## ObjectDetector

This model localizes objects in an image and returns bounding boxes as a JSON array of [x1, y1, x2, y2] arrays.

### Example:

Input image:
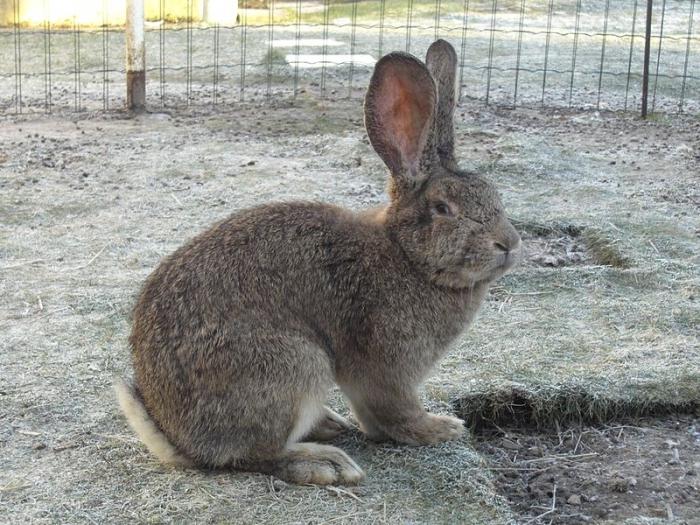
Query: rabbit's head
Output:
[[364, 40, 521, 289]]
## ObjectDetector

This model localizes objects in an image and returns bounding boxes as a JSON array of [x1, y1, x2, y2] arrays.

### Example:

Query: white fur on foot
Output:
[[277, 443, 364, 485]]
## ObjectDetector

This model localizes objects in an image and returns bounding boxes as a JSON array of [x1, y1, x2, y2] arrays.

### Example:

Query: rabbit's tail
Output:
[[114, 378, 193, 468]]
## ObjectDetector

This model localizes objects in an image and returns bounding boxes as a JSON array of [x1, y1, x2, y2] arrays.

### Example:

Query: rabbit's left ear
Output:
[[364, 52, 437, 187], [425, 40, 458, 170]]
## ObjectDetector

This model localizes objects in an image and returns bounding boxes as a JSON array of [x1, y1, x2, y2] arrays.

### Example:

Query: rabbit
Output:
[[115, 39, 521, 486]]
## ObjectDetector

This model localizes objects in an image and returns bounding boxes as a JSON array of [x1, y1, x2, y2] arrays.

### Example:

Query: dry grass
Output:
[[455, 384, 698, 431], [1, 98, 698, 524]]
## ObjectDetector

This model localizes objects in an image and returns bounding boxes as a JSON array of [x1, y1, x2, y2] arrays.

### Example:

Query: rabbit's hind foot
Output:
[[274, 443, 364, 485]]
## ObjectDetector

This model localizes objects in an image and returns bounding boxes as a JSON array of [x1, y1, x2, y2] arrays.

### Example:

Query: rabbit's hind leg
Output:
[[226, 335, 363, 485], [238, 402, 364, 485], [262, 394, 363, 485]]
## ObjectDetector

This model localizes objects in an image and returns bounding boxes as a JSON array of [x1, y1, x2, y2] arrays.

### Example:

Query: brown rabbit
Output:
[[116, 39, 521, 486]]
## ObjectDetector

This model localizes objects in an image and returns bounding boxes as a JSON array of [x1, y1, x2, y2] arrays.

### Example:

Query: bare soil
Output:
[[521, 229, 592, 268], [475, 416, 700, 525]]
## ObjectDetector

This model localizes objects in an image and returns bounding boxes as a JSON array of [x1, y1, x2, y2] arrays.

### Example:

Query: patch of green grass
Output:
[[511, 218, 583, 238], [582, 228, 632, 268], [454, 381, 699, 431]]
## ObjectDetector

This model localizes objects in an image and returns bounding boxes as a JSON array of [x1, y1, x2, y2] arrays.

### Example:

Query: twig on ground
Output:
[[53, 442, 81, 452], [555, 419, 563, 447], [498, 296, 512, 313], [32, 306, 72, 321], [0, 259, 45, 270], [62, 244, 109, 272], [325, 486, 362, 501], [0, 480, 32, 492], [321, 510, 373, 524], [16, 430, 41, 436], [520, 452, 598, 464], [508, 291, 555, 296]]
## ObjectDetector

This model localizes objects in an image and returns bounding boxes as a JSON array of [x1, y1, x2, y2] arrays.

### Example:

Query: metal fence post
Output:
[[126, 0, 146, 111], [641, 0, 653, 118]]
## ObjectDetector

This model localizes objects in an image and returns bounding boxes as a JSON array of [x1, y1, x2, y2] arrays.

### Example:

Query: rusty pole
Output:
[[126, 0, 145, 111], [641, 0, 653, 118]]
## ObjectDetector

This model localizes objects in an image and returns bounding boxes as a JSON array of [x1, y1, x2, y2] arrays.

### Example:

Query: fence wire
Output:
[[0, 0, 698, 115]]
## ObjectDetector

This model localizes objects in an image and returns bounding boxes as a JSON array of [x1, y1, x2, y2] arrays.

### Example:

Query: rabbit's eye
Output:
[[432, 202, 452, 217]]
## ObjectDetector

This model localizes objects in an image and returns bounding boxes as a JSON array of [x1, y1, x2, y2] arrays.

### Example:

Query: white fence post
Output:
[[126, 0, 145, 111]]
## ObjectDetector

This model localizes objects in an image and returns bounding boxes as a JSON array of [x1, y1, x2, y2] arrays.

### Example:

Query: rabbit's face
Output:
[[388, 171, 521, 288]]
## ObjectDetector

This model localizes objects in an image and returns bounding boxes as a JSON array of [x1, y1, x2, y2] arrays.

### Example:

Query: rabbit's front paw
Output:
[[423, 414, 465, 443], [385, 413, 465, 445]]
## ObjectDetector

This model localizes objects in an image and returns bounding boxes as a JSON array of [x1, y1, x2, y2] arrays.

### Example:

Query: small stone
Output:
[[608, 476, 629, 492], [669, 448, 681, 465], [567, 494, 582, 506], [271, 479, 287, 492]]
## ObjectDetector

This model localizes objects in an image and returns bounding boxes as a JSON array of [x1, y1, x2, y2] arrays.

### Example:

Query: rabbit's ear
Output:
[[425, 39, 458, 169], [364, 52, 437, 186]]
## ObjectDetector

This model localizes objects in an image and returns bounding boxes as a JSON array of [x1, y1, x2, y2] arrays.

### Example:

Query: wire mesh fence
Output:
[[1, 0, 698, 115]]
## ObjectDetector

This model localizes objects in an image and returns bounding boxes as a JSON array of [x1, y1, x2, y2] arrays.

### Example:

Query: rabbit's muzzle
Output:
[[493, 234, 522, 272]]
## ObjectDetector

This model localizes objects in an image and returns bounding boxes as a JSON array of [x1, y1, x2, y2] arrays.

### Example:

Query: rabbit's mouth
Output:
[[495, 249, 520, 272], [433, 247, 520, 288], [461, 250, 517, 272], [461, 248, 520, 282]]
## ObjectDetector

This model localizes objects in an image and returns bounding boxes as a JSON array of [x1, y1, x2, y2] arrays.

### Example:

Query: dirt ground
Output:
[[475, 416, 700, 524], [1, 94, 699, 524]]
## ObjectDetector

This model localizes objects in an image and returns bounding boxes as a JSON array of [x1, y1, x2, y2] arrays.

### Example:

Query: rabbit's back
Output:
[[131, 201, 385, 354]]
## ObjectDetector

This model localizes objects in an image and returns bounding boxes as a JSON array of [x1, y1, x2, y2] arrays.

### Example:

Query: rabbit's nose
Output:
[[493, 235, 521, 254], [493, 241, 509, 253]]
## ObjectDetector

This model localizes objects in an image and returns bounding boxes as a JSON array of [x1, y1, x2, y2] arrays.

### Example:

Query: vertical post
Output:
[[126, 0, 145, 111], [13, 0, 23, 114], [641, 0, 653, 118]]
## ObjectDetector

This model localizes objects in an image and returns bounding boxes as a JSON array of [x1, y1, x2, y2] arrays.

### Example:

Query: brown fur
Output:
[[117, 40, 521, 486]]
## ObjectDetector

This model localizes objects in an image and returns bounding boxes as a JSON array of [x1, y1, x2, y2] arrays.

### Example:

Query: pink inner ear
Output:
[[376, 69, 434, 170]]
